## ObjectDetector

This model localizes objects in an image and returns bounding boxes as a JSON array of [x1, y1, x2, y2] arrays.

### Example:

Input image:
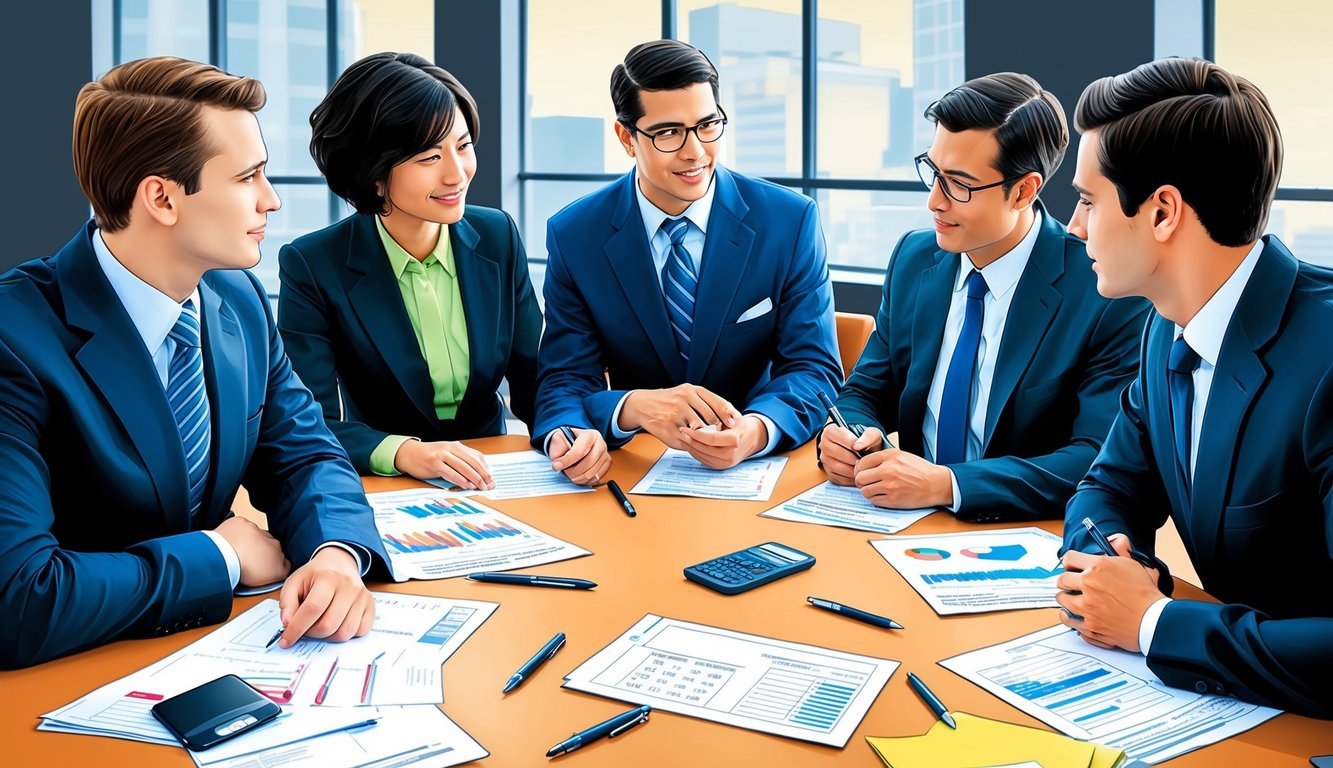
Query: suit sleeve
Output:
[[0, 336, 233, 669], [531, 224, 614, 448], [499, 211, 541, 434], [241, 271, 388, 574], [950, 295, 1153, 521], [277, 243, 389, 474], [1142, 361, 1333, 719], [836, 231, 911, 437], [741, 199, 842, 452]]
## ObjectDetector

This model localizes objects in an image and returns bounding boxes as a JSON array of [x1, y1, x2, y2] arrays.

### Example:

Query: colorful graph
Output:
[[382, 518, 523, 554], [904, 547, 950, 561], [960, 544, 1028, 561], [397, 498, 485, 519], [921, 566, 1060, 584]]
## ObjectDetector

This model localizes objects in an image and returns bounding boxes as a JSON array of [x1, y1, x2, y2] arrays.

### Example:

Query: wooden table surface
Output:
[[3, 434, 1329, 767]]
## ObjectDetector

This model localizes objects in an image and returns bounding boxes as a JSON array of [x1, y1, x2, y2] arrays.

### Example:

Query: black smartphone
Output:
[[151, 674, 282, 751]]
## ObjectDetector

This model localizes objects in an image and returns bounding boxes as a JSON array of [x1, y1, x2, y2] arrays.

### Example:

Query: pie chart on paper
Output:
[[904, 547, 950, 561], [959, 544, 1027, 561]]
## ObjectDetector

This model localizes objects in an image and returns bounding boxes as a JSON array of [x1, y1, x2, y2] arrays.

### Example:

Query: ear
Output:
[[136, 176, 178, 227], [1010, 171, 1043, 211], [1147, 184, 1184, 243], [614, 121, 636, 157]]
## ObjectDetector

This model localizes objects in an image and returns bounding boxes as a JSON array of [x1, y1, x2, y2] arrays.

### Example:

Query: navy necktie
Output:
[[936, 270, 988, 466], [167, 299, 211, 520], [660, 217, 698, 363], [1168, 335, 1201, 485]]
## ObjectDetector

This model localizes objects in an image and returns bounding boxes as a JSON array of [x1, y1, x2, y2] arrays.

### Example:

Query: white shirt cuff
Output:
[[314, 542, 370, 576], [747, 413, 781, 458], [944, 467, 962, 513], [609, 392, 640, 439], [1138, 597, 1173, 656], [202, 530, 241, 589]]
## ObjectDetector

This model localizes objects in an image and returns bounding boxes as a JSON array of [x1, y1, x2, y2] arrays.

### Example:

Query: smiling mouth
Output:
[[431, 189, 465, 202], [674, 165, 708, 178]]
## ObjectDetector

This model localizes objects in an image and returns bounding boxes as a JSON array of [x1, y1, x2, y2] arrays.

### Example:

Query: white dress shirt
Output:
[[1137, 238, 1265, 655], [922, 210, 1042, 511]]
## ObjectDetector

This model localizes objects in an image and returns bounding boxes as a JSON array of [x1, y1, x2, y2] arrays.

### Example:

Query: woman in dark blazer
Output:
[[278, 52, 540, 488]]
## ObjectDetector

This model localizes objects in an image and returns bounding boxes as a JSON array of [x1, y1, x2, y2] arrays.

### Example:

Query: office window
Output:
[[1215, 1, 1333, 267], [519, 0, 964, 275], [117, 0, 209, 63]]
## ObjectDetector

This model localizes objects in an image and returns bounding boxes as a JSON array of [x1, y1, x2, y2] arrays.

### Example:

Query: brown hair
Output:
[[73, 57, 266, 232], [1075, 57, 1281, 246]]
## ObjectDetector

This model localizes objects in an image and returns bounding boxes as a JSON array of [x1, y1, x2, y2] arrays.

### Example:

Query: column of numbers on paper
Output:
[[612, 651, 736, 706]]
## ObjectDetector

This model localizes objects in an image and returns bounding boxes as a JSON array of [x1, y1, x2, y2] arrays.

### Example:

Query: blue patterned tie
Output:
[[167, 299, 210, 520], [1168, 335, 1201, 487], [936, 270, 988, 466], [661, 217, 698, 362]]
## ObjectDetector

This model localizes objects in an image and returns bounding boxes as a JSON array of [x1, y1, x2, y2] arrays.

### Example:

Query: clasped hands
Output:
[[818, 424, 954, 509], [620, 383, 767, 469]]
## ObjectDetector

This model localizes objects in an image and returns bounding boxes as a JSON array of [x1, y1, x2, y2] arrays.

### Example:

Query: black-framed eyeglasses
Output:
[[914, 152, 1028, 203], [626, 108, 729, 153]]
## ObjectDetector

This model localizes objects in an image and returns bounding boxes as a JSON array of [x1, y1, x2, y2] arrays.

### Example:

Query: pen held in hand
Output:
[[816, 391, 875, 457], [263, 626, 285, 651]]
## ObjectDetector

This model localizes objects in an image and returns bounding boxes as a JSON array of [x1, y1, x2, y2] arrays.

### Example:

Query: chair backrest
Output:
[[834, 311, 875, 380]]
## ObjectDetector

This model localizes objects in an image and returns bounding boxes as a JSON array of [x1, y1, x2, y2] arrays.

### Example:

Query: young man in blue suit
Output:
[[820, 73, 1150, 521], [0, 57, 386, 668], [534, 40, 841, 474], [1056, 58, 1333, 718]]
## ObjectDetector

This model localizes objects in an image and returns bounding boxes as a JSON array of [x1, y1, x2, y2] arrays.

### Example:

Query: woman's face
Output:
[[382, 107, 476, 226]]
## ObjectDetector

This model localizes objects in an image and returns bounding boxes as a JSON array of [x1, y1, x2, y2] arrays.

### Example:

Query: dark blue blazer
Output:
[[0, 222, 386, 668], [836, 205, 1151, 521], [533, 167, 841, 452], [1064, 237, 1333, 718], [278, 209, 541, 474]]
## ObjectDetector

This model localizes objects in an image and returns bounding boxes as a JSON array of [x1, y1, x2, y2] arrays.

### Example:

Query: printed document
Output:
[[425, 449, 593, 500], [630, 449, 787, 501], [760, 481, 935, 534]]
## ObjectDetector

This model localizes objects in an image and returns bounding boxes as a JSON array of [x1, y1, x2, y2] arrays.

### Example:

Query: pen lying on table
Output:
[[547, 705, 652, 757], [466, 572, 598, 589], [807, 596, 904, 630]]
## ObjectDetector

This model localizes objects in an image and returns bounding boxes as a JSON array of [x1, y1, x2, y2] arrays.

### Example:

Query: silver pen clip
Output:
[[609, 711, 649, 738]]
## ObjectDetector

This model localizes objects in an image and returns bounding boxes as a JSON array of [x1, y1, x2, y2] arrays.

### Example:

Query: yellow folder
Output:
[[866, 712, 1125, 768]]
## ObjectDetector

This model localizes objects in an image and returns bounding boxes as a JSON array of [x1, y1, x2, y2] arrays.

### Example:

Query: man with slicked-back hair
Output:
[[1057, 57, 1333, 718], [0, 57, 386, 668]]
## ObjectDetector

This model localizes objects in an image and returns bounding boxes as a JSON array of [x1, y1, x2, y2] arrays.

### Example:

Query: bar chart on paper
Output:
[[368, 488, 591, 581]]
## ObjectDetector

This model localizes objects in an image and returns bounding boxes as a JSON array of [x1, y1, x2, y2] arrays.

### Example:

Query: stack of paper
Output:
[[866, 712, 1125, 767]]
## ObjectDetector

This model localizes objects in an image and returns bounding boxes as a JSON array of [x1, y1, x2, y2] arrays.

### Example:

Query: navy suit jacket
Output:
[[836, 205, 1151, 521], [278, 209, 541, 474], [533, 167, 841, 452], [1064, 237, 1333, 718], [0, 222, 386, 668]]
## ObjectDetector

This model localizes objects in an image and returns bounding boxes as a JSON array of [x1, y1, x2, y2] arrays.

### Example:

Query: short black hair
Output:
[[611, 39, 720, 127], [310, 52, 480, 215], [925, 72, 1068, 196], [1075, 57, 1281, 247]]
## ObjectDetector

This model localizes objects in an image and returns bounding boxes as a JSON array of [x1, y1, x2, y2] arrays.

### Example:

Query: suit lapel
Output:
[[451, 216, 498, 410], [605, 173, 685, 381], [344, 214, 439, 424], [688, 168, 755, 382], [60, 224, 188, 530], [1188, 239, 1291, 569], [199, 278, 244, 526], [900, 253, 956, 438], [983, 210, 1063, 449]]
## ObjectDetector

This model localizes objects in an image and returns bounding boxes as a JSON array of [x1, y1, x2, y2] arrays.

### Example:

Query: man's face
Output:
[[1068, 129, 1158, 299], [170, 107, 280, 272], [616, 81, 721, 216], [384, 107, 477, 227], [922, 124, 1030, 260]]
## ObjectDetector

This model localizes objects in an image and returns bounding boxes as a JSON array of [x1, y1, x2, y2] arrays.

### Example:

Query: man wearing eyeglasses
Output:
[[533, 39, 840, 472], [819, 73, 1150, 522]]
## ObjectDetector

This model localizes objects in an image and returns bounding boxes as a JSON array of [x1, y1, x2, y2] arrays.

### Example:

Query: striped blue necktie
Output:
[[661, 217, 698, 363], [167, 299, 210, 520]]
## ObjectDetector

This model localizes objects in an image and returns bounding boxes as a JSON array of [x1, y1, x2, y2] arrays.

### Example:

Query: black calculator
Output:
[[684, 542, 815, 595]]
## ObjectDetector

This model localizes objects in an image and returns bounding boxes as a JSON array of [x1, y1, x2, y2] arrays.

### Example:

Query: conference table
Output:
[[2, 434, 1329, 767]]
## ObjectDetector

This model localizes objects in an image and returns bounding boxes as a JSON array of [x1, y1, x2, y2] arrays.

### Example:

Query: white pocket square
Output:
[[736, 297, 773, 323]]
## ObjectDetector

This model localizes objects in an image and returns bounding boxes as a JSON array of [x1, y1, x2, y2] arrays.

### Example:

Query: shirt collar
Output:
[[634, 168, 717, 244], [1177, 238, 1266, 367], [953, 208, 1043, 300], [376, 216, 455, 279], [91, 228, 201, 354]]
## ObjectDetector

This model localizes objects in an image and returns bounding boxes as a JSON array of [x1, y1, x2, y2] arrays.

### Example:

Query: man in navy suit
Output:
[[820, 73, 1149, 521], [533, 40, 841, 474], [1056, 58, 1333, 717], [0, 57, 386, 668]]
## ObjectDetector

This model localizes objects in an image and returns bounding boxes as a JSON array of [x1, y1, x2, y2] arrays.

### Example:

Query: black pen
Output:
[[1081, 517, 1157, 570], [817, 391, 885, 454], [607, 480, 636, 517], [546, 705, 651, 757], [558, 425, 578, 448], [906, 671, 956, 729], [807, 596, 904, 630], [504, 632, 566, 693], [466, 572, 598, 589], [264, 626, 285, 650]]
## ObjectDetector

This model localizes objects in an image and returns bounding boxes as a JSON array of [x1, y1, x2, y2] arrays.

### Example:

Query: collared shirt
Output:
[[368, 217, 471, 476], [1138, 237, 1265, 656], [922, 210, 1043, 511]]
